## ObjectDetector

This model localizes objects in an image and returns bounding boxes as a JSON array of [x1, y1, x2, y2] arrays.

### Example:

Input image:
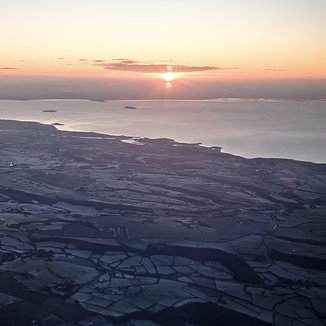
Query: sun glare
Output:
[[163, 72, 175, 81]]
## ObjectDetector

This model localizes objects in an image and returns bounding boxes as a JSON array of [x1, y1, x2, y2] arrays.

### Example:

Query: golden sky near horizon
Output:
[[1, 0, 326, 81]]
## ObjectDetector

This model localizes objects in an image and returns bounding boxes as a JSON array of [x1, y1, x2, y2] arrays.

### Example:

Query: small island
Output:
[[124, 105, 137, 109], [42, 109, 57, 112], [0, 120, 325, 325]]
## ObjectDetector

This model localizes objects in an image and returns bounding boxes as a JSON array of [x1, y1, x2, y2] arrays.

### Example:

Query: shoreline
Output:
[[1, 99, 325, 164], [0, 119, 325, 325], [2, 116, 326, 165]]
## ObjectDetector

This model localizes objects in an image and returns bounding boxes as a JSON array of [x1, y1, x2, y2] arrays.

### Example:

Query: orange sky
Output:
[[1, 0, 326, 84]]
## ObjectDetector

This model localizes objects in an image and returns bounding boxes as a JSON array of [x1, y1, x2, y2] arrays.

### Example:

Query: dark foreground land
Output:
[[0, 120, 325, 326]]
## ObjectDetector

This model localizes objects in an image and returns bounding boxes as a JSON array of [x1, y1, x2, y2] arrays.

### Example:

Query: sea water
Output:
[[0, 99, 325, 163]]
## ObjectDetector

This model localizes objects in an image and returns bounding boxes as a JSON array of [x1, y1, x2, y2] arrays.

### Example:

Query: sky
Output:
[[1, 0, 326, 99]]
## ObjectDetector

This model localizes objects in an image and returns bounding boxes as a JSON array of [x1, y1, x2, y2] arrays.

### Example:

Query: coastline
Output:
[[0, 119, 325, 325], [1, 99, 326, 164]]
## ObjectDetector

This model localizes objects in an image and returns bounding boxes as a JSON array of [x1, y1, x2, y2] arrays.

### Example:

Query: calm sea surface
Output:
[[0, 99, 325, 163]]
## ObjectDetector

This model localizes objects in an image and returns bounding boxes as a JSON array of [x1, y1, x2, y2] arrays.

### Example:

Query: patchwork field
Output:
[[0, 120, 325, 325]]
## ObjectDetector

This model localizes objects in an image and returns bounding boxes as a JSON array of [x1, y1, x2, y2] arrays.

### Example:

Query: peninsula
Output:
[[0, 120, 325, 325]]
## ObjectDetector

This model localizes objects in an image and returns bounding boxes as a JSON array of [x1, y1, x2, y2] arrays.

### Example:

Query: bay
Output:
[[0, 99, 325, 163]]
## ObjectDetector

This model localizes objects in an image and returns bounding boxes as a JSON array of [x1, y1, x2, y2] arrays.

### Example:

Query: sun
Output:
[[162, 72, 175, 81]]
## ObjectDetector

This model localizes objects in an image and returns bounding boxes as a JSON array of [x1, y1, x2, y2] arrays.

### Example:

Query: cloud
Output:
[[96, 60, 226, 74], [113, 58, 138, 63], [266, 69, 284, 72], [58, 57, 67, 60], [93, 59, 105, 63], [1, 67, 18, 70], [78, 58, 88, 62]]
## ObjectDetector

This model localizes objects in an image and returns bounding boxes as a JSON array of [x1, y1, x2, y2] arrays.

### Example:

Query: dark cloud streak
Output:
[[96, 60, 226, 73], [113, 58, 137, 63], [266, 69, 284, 72]]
